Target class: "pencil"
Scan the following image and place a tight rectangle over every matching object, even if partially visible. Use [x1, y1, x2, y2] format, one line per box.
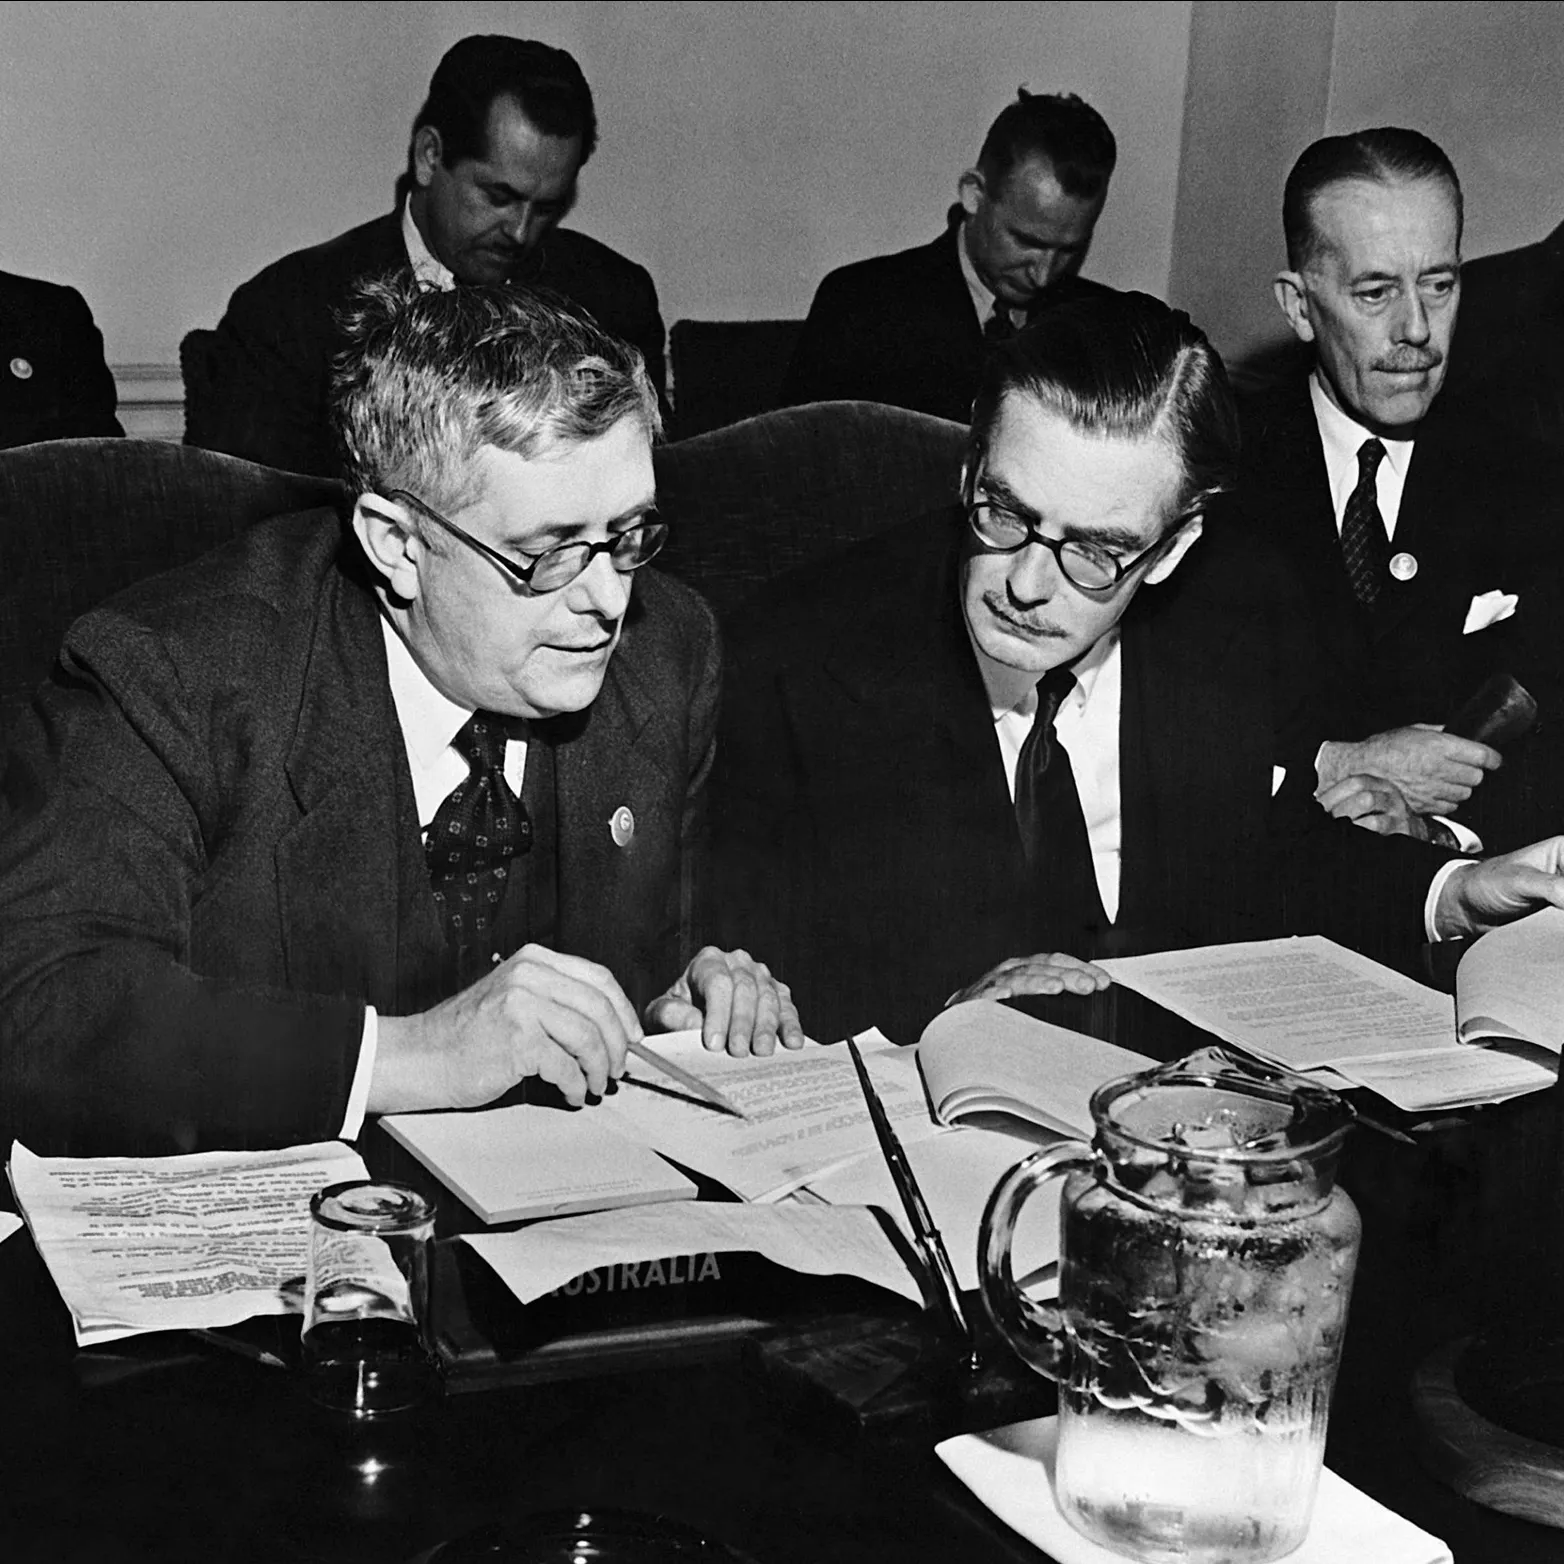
[626, 1037, 748, 1120]
[843, 1037, 979, 1366]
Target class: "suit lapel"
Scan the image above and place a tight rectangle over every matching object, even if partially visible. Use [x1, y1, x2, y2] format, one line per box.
[276, 540, 438, 1011]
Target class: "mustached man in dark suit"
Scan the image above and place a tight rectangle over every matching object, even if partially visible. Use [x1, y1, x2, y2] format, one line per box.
[195, 35, 666, 478]
[1241, 128, 1564, 847]
[0, 277, 798, 1155]
[780, 90, 1116, 424]
[0, 271, 123, 449]
[715, 293, 1564, 1045]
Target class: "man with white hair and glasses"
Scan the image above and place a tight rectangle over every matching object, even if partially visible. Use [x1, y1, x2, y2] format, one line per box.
[0, 277, 798, 1155]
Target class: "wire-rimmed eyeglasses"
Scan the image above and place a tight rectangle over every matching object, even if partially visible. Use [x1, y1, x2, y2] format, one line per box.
[966, 498, 1189, 594]
[387, 489, 669, 594]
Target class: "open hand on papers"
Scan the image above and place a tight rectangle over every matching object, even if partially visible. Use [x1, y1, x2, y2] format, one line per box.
[645, 945, 805, 1056]
[1434, 836, 1564, 940]
[945, 951, 1112, 1008]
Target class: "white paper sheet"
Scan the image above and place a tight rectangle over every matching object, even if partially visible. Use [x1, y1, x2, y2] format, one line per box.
[1100, 937, 1457, 1069]
[462, 1200, 924, 1307]
[937, 1416, 1451, 1564]
[1456, 906, 1564, 1053]
[917, 1001, 1154, 1138]
[0, 1211, 21, 1246]
[1327, 1047, 1554, 1112]
[803, 1122, 1061, 1292]
[599, 1028, 941, 1201]
[382, 1104, 697, 1223]
[7, 1140, 368, 1346]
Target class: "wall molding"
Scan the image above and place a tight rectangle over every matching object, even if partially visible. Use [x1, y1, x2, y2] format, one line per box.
[113, 362, 183, 443]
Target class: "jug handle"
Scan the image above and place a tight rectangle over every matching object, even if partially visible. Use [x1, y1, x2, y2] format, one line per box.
[978, 1140, 1096, 1381]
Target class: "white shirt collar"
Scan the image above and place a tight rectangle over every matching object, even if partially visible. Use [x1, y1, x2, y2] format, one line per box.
[1309, 372, 1414, 492]
[956, 218, 1022, 331]
[401, 195, 456, 291]
[381, 613, 470, 769]
[976, 624, 1120, 724]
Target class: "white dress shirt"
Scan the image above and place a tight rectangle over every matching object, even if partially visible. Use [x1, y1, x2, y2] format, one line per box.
[956, 220, 1025, 334]
[401, 197, 455, 291]
[1309, 373, 1415, 539]
[979, 629, 1124, 923]
[338, 619, 529, 1138]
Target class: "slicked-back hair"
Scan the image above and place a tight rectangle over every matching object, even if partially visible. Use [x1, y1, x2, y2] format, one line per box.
[967, 292, 1239, 527]
[976, 89, 1117, 202]
[404, 35, 597, 186]
[1283, 127, 1462, 269]
[333, 273, 660, 515]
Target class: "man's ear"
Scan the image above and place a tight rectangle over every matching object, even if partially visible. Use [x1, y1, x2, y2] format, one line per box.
[1144, 516, 1204, 585]
[352, 493, 426, 601]
[1274, 271, 1316, 345]
[410, 125, 443, 191]
[958, 168, 987, 221]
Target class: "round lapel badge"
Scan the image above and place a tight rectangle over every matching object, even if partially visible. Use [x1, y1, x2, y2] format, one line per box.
[9, 357, 33, 380]
[610, 805, 635, 848]
[1389, 552, 1418, 582]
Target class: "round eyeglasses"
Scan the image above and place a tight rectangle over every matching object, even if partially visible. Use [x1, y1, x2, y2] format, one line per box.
[966, 499, 1182, 594]
[387, 489, 669, 594]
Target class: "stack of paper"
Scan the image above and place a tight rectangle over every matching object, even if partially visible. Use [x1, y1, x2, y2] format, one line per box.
[1100, 936, 1556, 1112]
[598, 1028, 941, 1200]
[382, 1104, 698, 1224]
[6, 1140, 367, 1346]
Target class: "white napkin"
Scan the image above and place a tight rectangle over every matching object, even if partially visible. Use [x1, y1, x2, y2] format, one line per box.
[1462, 589, 1518, 635]
[936, 1416, 1451, 1564]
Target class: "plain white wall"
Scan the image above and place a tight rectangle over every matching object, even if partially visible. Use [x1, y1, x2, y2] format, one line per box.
[0, 0, 1193, 368]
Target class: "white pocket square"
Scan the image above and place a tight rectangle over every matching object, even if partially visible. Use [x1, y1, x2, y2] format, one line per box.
[1463, 589, 1518, 635]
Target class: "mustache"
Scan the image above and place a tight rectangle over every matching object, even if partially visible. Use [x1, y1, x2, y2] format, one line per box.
[1374, 349, 1443, 373]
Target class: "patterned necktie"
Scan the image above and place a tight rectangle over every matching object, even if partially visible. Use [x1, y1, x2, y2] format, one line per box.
[425, 712, 531, 974]
[1013, 669, 1106, 948]
[1340, 438, 1390, 608]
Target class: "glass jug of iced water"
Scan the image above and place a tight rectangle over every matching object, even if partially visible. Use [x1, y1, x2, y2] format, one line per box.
[979, 1046, 1360, 1564]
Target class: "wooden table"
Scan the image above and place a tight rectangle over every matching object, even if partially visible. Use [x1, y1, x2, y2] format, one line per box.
[3, 988, 1562, 1562]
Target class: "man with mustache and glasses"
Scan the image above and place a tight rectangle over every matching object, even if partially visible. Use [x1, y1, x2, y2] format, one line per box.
[709, 292, 1564, 1046]
[0, 278, 798, 1156]
[196, 35, 666, 479]
[1240, 128, 1563, 850]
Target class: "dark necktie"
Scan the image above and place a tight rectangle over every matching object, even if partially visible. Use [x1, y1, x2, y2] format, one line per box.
[425, 712, 532, 975]
[1340, 438, 1390, 608]
[984, 304, 1020, 343]
[1013, 669, 1106, 949]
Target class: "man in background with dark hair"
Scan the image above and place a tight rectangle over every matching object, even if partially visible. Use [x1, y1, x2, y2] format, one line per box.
[195, 34, 666, 477]
[0, 271, 123, 448]
[780, 90, 1117, 423]
[1240, 127, 1562, 849]
[716, 292, 1564, 1045]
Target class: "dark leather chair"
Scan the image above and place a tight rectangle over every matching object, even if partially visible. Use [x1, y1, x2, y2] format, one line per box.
[0, 437, 344, 736]
[178, 327, 222, 448]
[669, 319, 803, 439]
[653, 400, 967, 621]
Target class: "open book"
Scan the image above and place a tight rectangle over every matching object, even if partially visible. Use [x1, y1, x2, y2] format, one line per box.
[1456, 907, 1564, 1054]
[916, 1001, 1155, 1141]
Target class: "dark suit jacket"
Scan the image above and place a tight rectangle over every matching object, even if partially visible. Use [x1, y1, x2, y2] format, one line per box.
[1234, 376, 1562, 743]
[0, 510, 718, 1154]
[780, 216, 1111, 424]
[196, 211, 668, 476]
[711, 509, 1446, 1046]
[0, 272, 123, 450]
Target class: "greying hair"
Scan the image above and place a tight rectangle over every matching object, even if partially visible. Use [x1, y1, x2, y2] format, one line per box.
[1283, 127, 1462, 269]
[967, 292, 1238, 526]
[332, 273, 660, 514]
